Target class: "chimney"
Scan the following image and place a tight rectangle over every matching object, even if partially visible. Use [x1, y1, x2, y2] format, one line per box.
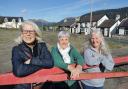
[115, 14, 120, 21]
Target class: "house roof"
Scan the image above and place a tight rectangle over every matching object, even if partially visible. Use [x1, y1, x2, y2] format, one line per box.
[0, 16, 24, 24]
[98, 19, 116, 28]
[58, 21, 76, 27]
[56, 17, 76, 26]
[119, 18, 128, 27]
[79, 14, 105, 23]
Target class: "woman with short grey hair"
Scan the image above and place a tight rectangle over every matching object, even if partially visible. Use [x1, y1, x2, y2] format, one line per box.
[58, 31, 70, 39]
[12, 20, 53, 89]
[51, 31, 84, 89]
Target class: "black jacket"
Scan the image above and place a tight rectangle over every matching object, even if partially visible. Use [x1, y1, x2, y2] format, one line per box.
[12, 41, 54, 77]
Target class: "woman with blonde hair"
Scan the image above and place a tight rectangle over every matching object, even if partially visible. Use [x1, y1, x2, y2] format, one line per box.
[81, 30, 115, 89]
[12, 20, 53, 89]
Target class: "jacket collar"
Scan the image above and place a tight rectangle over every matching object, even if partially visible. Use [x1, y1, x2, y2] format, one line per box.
[89, 46, 97, 52]
[19, 40, 38, 53]
[22, 40, 37, 47]
[90, 46, 101, 54]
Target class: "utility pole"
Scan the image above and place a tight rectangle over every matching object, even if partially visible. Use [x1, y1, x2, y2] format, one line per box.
[80, 0, 93, 35]
[89, 0, 93, 33]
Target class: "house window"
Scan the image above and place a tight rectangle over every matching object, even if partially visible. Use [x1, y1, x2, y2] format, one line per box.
[119, 28, 124, 35]
[86, 22, 90, 27]
[81, 23, 85, 27]
[4, 18, 8, 22]
[93, 22, 96, 27]
[104, 28, 109, 37]
[125, 28, 128, 35]
[12, 19, 16, 23]
[18, 18, 21, 22]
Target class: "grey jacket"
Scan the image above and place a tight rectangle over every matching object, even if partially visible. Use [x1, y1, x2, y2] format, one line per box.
[81, 47, 114, 87]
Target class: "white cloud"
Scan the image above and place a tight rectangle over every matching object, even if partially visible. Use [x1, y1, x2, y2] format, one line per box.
[21, 9, 27, 13]
[21, 9, 27, 14]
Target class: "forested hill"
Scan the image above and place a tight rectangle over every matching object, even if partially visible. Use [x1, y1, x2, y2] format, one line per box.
[82, 7, 128, 20]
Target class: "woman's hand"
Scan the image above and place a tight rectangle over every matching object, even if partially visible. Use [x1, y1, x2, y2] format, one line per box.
[24, 59, 31, 64]
[71, 65, 82, 79]
[67, 64, 76, 71]
[68, 64, 82, 80]
[76, 65, 82, 72]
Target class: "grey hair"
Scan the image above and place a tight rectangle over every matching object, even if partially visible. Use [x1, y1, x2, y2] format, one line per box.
[89, 30, 111, 55]
[15, 20, 43, 44]
[58, 31, 70, 39]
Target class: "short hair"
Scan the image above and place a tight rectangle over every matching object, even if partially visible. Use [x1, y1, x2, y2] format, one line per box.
[58, 31, 70, 39]
[15, 20, 43, 44]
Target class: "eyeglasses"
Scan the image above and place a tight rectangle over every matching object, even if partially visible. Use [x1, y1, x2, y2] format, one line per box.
[22, 30, 35, 34]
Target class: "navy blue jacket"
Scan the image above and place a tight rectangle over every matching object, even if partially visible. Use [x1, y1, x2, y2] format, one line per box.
[12, 41, 54, 77]
[12, 42, 54, 89]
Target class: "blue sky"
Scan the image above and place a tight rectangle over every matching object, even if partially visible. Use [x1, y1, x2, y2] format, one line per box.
[0, 0, 128, 22]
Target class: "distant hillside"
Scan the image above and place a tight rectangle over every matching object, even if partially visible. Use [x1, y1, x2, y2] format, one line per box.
[83, 7, 128, 20]
[30, 7, 128, 27]
[29, 19, 56, 26]
[56, 17, 76, 26]
[59, 17, 76, 23]
[55, 7, 128, 26]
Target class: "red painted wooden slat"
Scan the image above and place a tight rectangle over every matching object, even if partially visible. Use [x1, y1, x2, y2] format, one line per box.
[1, 72, 128, 85]
[114, 56, 128, 64]
[48, 72, 128, 81]
[78, 72, 128, 80]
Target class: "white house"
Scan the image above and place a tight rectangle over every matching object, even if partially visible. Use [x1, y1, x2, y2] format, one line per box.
[0, 16, 23, 28]
[98, 19, 121, 37]
[118, 18, 128, 35]
[58, 18, 81, 34]
[79, 14, 109, 35]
